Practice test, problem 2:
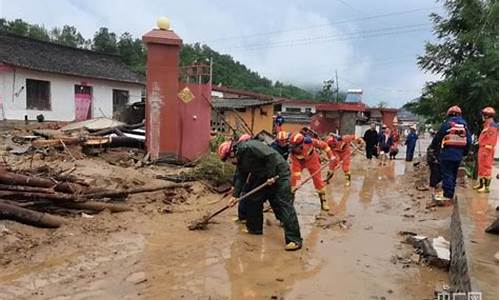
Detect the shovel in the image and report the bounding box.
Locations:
[188,175,279,230]
[292,160,333,194]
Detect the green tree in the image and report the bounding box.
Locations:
[377,101,388,108]
[92,27,118,54]
[316,79,335,101]
[27,24,50,41]
[410,0,498,134]
[51,25,85,47]
[118,33,146,73]
[0,18,8,31]
[7,19,29,36]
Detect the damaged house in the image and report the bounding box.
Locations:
[0,33,144,122]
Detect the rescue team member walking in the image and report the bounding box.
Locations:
[363,122,379,159]
[326,134,364,187]
[430,105,471,203]
[289,132,334,211]
[473,107,498,193]
[217,137,303,251]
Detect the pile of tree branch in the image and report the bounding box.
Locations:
[0,167,190,228]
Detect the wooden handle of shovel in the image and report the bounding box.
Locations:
[204,175,280,221]
[292,160,332,193]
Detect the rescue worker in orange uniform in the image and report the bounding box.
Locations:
[289,132,334,211]
[325,134,364,187]
[473,107,498,193]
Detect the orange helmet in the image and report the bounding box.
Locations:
[447,105,462,116]
[238,134,252,142]
[325,136,337,147]
[217,141,233,161]
[482,106,496,117]
[289,132,304,145]
[276,131,289,142]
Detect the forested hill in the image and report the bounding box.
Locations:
[0,18,316,100]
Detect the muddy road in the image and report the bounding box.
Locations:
[0,153,488,300]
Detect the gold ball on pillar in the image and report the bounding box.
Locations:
[157,16,171,30]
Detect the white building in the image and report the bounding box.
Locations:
[280,100,317,114]
[0,33,144,122]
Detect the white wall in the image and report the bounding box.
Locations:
[0,68,143,121]
[281,104,316,113]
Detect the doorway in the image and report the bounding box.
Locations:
[74,85,92,120]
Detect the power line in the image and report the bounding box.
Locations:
[335,0,366,15]
[200,6,437,44]
[224,27,430,52]
[223,23,429,50]
[286,55,418,73]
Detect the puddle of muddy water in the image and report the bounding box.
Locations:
[142,158,449,300]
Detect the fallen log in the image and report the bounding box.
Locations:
[0,183,192,202]
[0,170,56,188]
[0,190,77,202]
[57,201,132,213]
[92,122,145,136]
[54,182,84,194]
[0,200,66,228]
[81,183,192,200]
[0,184,55,194]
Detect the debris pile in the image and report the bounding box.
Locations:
[399,231,451,269]
[0,166,190,228]
[157,154,234,192]
[6,118,145,160]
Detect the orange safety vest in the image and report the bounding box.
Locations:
[442,122,467,148]
[293,138,332,160]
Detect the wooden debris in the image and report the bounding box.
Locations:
[0,200,66,228]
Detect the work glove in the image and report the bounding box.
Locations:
[266,177,277,185]
[227,196,238,207]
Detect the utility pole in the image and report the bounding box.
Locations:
[335,70,339,103]
[209,57,213,86]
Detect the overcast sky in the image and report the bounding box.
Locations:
[0,0,444,107]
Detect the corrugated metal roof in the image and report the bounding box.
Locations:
[211,98,276,109]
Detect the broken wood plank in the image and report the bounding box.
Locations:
[0,200,66,228]
[32,137,82,148]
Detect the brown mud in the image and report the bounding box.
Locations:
[0,147,495,299]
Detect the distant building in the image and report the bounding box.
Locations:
[397,108,420,127]
[345,89,363,103]
[0,33,144,122]
[279,100,317,133]
[311,102,399,136]
[211,86,279,134]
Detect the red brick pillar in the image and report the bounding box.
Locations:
[142,18,182,160]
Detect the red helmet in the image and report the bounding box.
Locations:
[276,131,289,142]
[447,105,462,116]
[289,132,304,145]
[238,134,252,142]
[482,106,496,117]
[217,141,233,161]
